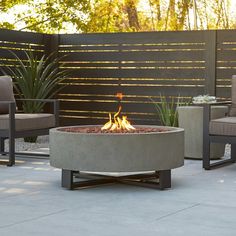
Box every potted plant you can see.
[150,95,188,127]
[5,50,69,142]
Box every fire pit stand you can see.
[62,170,171,190]
[50,125,184,191]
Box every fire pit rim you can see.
[53,125,184,136]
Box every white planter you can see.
[178,106,228,159]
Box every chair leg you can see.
[203,135,211,170]
[0,138,4,153]
[230,144,236,163]
[8,135,15,166]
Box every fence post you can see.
[43,33,59,56]
[42,33,60,120]
[204,30,217,95]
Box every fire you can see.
[116,92,123,100]
[101,106,135,132]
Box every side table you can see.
[178,105,228,159]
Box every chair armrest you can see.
[205,101,231,106]
[0,101,16,133]
[202,101,231,138]
[0,101,16,104]
[16,99,59,126]
[0,101,16,114]
[192,101,231,107]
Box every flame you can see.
[116,92,123,100]
[101,105,135,131]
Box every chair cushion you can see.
[0,113,55,131]
[231,75,236,105]
[0,76,16,114]
[210,117,236,136]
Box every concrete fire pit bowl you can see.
[49,125,184,190]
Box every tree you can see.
[0,0,91,33]
[0,0,235,33]
[124,0,140,31]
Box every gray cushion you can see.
[0,76,15,114]
[228,75,236,116]
[209,117,236,136]
[231,75,236,105]
[0,113,55,131]
[229,106,236,116]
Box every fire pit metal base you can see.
[62,169,171,190]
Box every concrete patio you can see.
[0,154,236,236]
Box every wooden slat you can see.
[216,87,231,98]
[60,31,206,45]
[217,30,236,43]
[59,117,158,126]
[67,68,205,79]
[62,78,204,86]
[217,51,236,61]
[0,29,46,45]
[60,85,203,96]
[60,50,204,62]
[216,69,236,78]
[60,61,205,68]
[59,43,205,51]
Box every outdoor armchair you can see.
[0,75,59,166]
[203,75,236,169]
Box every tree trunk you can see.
[192,0,198,29]
[125,0,140,31]
[170,0,177,28]
[178,0,190,30]
[154,0,161,21]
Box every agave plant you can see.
[6,50,68,113]
[5,50,69,142]
[151,95,188,127]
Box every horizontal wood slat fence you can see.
[1,29,236,125]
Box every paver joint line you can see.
[154,203,201,222]
[0,209,67,229]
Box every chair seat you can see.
[210,117,236,136]
[0,113,55,131]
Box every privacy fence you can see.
[0,29,236,125]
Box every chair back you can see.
[0,76,15,114]
[231,75,236,105]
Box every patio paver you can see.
[0,157,236,236]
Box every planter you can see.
[178,106,228,159]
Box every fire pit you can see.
[50,92,184,190]
[49,125,184,190]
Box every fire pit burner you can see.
[59,126,169,134]
[50,125,184,191]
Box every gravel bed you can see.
[4,135,49,152]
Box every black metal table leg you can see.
[62,169,73,190]
[61,169,172,191]
[159,170,171,190]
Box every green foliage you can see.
[0,0,27,12]
[5,50,68,113]
[151,95,188,127]
[0,0,90,33]
[0,22,14,29]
